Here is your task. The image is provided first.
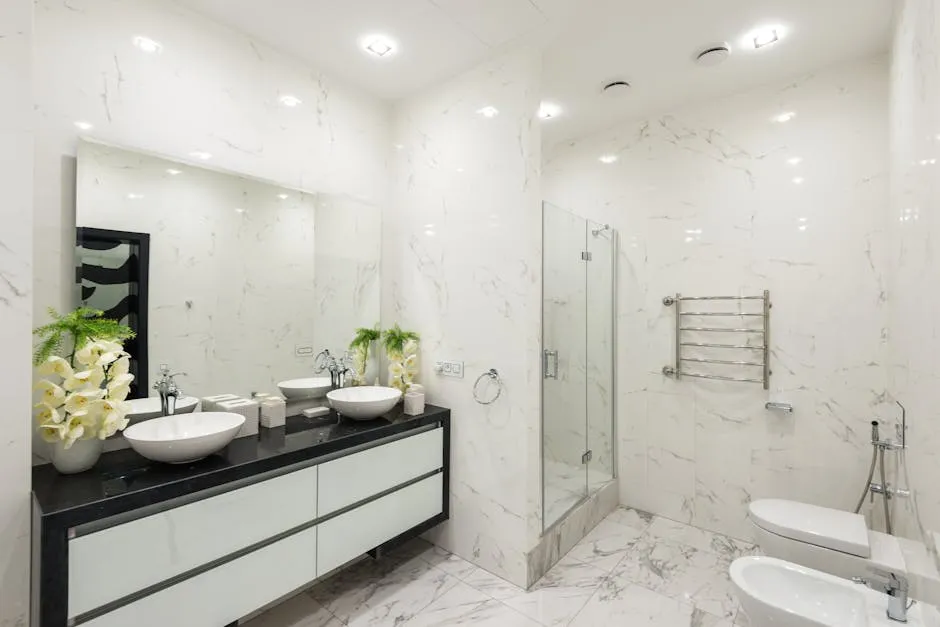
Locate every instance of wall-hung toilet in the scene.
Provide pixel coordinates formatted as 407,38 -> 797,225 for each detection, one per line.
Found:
749,499 -> 906,582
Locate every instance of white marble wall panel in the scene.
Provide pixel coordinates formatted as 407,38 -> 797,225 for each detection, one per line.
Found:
386,48 -> 542,587
0,0 -> 33,622
888,0 -> 940,578
33,0 -> 389,354
545,57 -> 890,541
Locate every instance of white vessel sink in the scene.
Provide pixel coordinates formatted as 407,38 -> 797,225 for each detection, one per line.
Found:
278,377 -> 333,400
123,412 -> 245,464
731,556 -> 930,627
126,396 -> 199,422
326,386 -> 401,421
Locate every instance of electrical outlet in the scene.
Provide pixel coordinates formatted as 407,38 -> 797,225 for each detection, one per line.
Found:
435,360 -> 465,378
295,345 -> 314,358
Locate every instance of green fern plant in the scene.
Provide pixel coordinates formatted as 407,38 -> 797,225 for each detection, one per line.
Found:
349,325 -> 381,352
382,324 -> 419,357
33,307 -> 136,366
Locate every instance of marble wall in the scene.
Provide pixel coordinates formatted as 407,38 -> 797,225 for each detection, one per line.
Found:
33,0 -> 389,346
0,0 -> 33,622
544,56 -> 891,541
386,48 -> 542,587
888,0 -> 940,566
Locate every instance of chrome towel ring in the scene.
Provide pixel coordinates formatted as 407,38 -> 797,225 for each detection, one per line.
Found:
473,369 -> 503,405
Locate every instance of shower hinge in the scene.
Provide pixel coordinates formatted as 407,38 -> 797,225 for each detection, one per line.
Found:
581,251 -> 592,261
581,450 -> 593,464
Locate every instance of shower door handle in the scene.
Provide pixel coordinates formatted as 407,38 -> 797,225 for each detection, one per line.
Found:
543,350 -> 559,379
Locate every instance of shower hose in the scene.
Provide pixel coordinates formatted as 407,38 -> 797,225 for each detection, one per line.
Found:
853,420 -> 892,535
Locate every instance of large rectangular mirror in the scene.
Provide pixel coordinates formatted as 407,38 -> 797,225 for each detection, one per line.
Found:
75,139 -> 381,400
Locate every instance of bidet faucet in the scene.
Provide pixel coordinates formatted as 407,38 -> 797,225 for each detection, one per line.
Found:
853,568 -> 910,623
153,364 -> 186,416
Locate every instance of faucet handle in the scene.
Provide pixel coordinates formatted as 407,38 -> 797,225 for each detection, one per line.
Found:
867,568 -> 908,592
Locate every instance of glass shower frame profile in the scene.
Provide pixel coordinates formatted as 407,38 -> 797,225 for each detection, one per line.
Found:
540,201 -> 617,532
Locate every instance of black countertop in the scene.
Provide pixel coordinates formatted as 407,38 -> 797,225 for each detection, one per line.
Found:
32,404 -> 450,529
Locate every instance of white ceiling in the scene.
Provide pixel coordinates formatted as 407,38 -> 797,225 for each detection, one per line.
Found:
177,0 -> 577,99
179,0 -> 893,146
540,0 -> 894,145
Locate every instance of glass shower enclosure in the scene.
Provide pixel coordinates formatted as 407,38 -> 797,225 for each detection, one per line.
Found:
542,202 -> 616,530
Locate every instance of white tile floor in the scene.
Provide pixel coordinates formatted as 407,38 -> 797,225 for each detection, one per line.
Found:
244,507 -> 754,627
543,460 -> 614,527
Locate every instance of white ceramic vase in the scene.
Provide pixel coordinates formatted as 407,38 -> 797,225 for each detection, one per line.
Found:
50,438 -> 103,474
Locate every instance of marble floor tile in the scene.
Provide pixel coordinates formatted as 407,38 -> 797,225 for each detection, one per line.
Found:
569,579 -> 697,626
646,517 -> 756,559
611,535 -> 738,619
416,543 -> 479,581
566,519 -> 645,572
402,581 -> 542,627
500,557 -> 608,626
310,555 -> 460,625
242,593 -> 340,627
605,506 -> 656,531
462,566 -> 528,600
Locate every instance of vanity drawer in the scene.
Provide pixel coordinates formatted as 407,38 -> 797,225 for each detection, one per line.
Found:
317,473 -> 444,575
318,427 -> 443,516
69,464 -> 318,618
83,525 -> 317,627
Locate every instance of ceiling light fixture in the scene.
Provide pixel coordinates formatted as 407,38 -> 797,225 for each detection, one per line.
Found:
746,25 -> 786,49
538,102 -> 562,120
277,193 -> 289,200
362,35 -> 396,58
166,168 -> 182,176
133,36 -> 163,54
74,121 -> 93,131
792,177 -> 805,185
189,151 -> 212,161
476,106 -> 499,118
772,111 -> 796,123
126,193 -> 144,200
599,154 -> 619,164
278,94 -> 302,107
787,156 -> 803,165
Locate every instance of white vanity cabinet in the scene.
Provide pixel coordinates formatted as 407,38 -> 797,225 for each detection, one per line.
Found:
34,415 -> 450,627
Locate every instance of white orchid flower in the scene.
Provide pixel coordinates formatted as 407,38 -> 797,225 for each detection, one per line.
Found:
35,402 -> 63,425
404,354 -> 419,375
108,383 -> 131,402
63,367 -> 106,392
75,339 -> 123,368
64,389 -> 106,414
403,339 -> 419,357
87,399 -> 131,439
95,351 -> 120,368
38,422 -> 65,443
110,355 -> 130,377
36,380 -> 67,409
389,361 -> 404,379
62,415 -> 87,448
38,356 -> 74,380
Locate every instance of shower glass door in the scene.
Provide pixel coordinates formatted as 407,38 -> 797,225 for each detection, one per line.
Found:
542,202 -> 589,529
542,203 -> 616,531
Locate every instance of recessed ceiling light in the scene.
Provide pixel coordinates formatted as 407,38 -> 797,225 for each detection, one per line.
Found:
126,193 -> 144,200
234,208 -> 246,214
277,193 -> 289,200
133,36 -> 163,54
792,177 -> 805,185
166,168 -> 182,176
362,35 -> 396,58
189,151 -> 212,160
476,106 -> 499,118
278,94 -> 302,107
746,25 -> 786,49
538,102 -> 562,120
772,111 -> 796,123
74,121 -> 93,131
786,157 -> 802,165
599,154 -> 619,164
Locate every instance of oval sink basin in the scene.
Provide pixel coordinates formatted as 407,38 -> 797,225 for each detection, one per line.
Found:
123,412 -> 245,464
126,396 -> 199,422
327,386 -> 401,421
278,377 -> 333,400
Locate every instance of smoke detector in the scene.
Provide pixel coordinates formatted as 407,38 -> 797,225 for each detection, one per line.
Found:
601,80 -> 631,97
695,44 -> 731,67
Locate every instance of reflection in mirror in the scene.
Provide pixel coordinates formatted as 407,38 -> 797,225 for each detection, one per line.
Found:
75,140 -> 380,401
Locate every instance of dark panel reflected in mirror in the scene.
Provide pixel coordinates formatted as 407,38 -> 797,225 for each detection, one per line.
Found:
76,227 -> 150,397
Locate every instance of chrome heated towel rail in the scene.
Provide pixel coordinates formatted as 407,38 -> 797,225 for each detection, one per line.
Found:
661,291 -> 771,389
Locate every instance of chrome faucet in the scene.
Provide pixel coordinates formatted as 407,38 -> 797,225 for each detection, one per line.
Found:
853,568 -> 911,623
153,364 -> 186,416
315,349 -> 352,389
